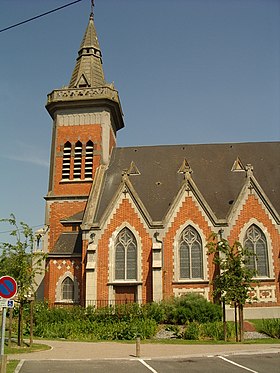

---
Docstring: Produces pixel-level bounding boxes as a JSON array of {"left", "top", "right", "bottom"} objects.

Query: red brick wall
[
  {"left": 44, "top": 258, "right": 82, "bottom": 304},
  {"left": 96, "top": 198, "right": 153, "bottom": 303},
  {"left": 53, "top": 124, "right": 102, "bottom": 196},
  {"left": 163, "top": 195, "right": 213, "bottom": 299},
  {"left": 228, "top": 193, "right": 280, "bottom": 305},
  {"left": 46, "top": 118, "right": 118, "bottom": 305},
  {"left": 48, "top": 201, "right": 86, "bottom": 250}
]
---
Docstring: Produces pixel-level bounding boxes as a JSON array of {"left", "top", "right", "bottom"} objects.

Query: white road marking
[
  {"left": 14, "top": 359, "right": 25, "bottom": 373},
  {"left": 138, "top": 358, "right": 159, "bottom": 373},
  {"left": 218, "top": 356, "right": 259, "bottom": 373}
]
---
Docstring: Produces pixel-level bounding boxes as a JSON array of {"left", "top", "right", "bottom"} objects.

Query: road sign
[
  {"left": 0, "top": 276, "right": 17, "bottom": 299},
  {"left": 0, "top": 299, "right": 14, "bottom": 308},
  {"left": 7, "top": 300, "right": 14, "bottom": 308}
]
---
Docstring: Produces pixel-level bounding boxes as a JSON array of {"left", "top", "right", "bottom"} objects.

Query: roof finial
[{"left": 90, "top": 0, "right": 94, "bottom": 18}]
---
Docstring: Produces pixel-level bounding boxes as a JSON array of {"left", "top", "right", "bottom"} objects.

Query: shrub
[
  {"left": 162, "top": 294, "right": 222, "bottom": 324},
  {"left": 34, "top": 318, "right": 157, "bottom": 341},
  {"left": 200, "top": 321, "right": 235, "bottom": 341},
  {"left": 183, "top": 322, "right": 201, "bottom": 340},
  {"left": 144, "top": 302, "right": 166, "bottom": 323},
  {"left": 260, "top": 319, "right": 280, "bottom": 339},
  {"left": 32, "top": 297, "right": 221, "bottom": 341}
]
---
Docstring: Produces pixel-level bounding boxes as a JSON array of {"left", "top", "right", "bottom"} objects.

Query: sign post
[
  {"left": 0, "top": 309, "right": 6, "bottom": 357},
  {"left": 0, "top": 276, "right": 17, "bottom": 364}
]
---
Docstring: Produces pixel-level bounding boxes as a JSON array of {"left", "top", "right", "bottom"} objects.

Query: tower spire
[
  {"left": 46, "top": 6, "right": 124, "bottom": 132},
  {"left": 69, "top": 2, "right": 106, "bottom": 88}
]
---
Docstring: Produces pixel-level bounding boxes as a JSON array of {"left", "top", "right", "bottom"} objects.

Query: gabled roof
[{"left": 91, "top": 142, "right": 280, "bottom": 224}]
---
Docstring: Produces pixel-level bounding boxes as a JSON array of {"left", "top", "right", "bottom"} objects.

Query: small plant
[
  {"left": 201, "top": 321, "right": 235, "bottom": 341},
  {"left": 183, "top": 322, "right": 201, "bottom": 340},
  {"left": 165, "top": 324, "right": 181, "bottom": 338},
  {"left": 260, "top": 319, "right": 280, "bottom": 339}
]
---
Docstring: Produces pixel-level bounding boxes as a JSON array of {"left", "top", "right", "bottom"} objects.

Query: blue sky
[{"left": 0, "top": 0, "right": 279, "bottom": 242}]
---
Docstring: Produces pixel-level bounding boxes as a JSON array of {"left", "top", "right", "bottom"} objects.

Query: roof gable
[{"left": 89, "top": 142, "right": 280, "bottom": 224}]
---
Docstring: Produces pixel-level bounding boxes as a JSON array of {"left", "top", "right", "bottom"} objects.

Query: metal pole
[
  {"left": 222, "top": 298, "right": 227, "bottom": 341},
  {"left": 0, "top": 307, "right": 7, "bottom": 356},
  {"left": 136, "top": 337, "right": 140, "bottom": 358}
]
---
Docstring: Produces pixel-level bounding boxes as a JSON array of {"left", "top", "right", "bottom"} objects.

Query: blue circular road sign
[{"left": 0, "top": 276, "right": 17, "bottom": 299}]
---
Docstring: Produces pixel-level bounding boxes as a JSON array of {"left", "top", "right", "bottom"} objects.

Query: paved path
[{"left": 7, "top": 340, "right": 280, "bottom": 361}]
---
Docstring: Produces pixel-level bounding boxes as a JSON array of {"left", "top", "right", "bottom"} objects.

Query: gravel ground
[
  {"left": 154, "top": 328, "right": 270, "bottom": 340},
  {"left": 244, "top": 331, "right": 269, "bottom": 339}
]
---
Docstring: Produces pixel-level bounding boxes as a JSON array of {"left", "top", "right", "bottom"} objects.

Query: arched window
[
  {"left": 244, "top": 224, "right": 269, "bottom": 277},
  {"left": 73, "top": 141, "right": 82, "bottom": 179},
  {"left": 85, "top": 140, "right": 94, "bottom": 178},
  {"left": 179, "top": 225, "right": 203, "bottom": 279},
  {"left": 62, "top": 277, "right": 74, "bottom": 300},
  {"left": 115, "top": 228, "right": 137, "bottom": 281},
  {"left": 62, "top": 142, "right": 71, "bottom": 179}
]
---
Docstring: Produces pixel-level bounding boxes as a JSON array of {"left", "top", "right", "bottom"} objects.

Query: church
[{"left": 42, "top": 10, "right": 280, "bottom": 318}]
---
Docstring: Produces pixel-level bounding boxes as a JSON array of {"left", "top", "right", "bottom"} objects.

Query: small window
[
  {"left": 62, "top": 142, "right": 71, "bottom": 179},
  {"left": 62, "top": 277, "right": 74, "bottom": 300},
  {"left": 73, "top": 141, "right": 82, "bottom": 179},
  {"left": 244, "top": 224, "right": 269, "bottom": 277},
  {"left": 115, "top": 228, "right": 137, "bottom": 281},
  {"left": 179, "top": 226, "right": 203, "bottom": 279},
  {"left": 85, "top": 140, "right": 94, "bottom": 178}
]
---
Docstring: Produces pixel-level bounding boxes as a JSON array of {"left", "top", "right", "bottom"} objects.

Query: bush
[
  {"left": 32, "top": 297, "right": 221, "bottom": 341},
  {"left": 32, "top": 301, "right": 157, "bottom": 340},
  {"left": 260, "top": 319, "right": 280, "bottom": 339},
  {"left": 144, "top": 302, "right": 166, "bottom": 323},
  {"left": 183, "top": 322, "right": 201, "bottom": 340},
  {"left": 34, "top": 318, "right": 157, "bottom": 341},
  {"left": 161, "top": 294, "right": 221, "bottom": 324},
  {"left": 200, "top": 321, "right": 235, "bottom": 341}
]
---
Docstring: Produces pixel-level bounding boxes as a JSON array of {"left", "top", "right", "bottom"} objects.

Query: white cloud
[{"left": 0, "top": 141, "right": 49, "bottom": 167}]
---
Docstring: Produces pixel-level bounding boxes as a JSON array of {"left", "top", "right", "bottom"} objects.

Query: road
[{"left": 16, "top": 353, "right": 280, "bottom": 373}]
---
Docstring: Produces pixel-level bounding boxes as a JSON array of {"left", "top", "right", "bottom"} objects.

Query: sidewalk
[{"left": 8, "top": 340, "right": 280, "bottom": 361}]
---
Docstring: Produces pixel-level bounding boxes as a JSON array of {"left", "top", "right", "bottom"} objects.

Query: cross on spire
[{"left": 91, "top": 0, "right": 95, "bottom": 17}]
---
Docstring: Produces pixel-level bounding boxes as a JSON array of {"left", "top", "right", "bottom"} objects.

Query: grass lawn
[
  {"left": 5, "top": 341, "right": 51, "bottom": 355},
  {"left": 7, "top": 360, "right": 19, "bottom": 373},
  {"left": 3, "top": 342, "right": 50, "bottom": 373}
]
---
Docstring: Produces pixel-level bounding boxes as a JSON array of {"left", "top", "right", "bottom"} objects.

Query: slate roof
[
  {"left": 51, "top": 232, "right": 82, "bottom": 255},
  {"left": 94, "top": 142, "right": 280, "bottom": 223},
  {"left": 61, "top": 211, "right": 84, "bottom": 223}
]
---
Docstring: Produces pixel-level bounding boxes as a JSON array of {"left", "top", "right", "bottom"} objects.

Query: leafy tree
[
  {"left": 0, "top": 214, "right": 46, "bottom": 346},
  {"left": 207, "top": 232, "right": 256, "bottom": 341}
]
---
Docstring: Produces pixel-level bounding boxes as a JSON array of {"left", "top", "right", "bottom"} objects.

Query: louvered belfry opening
[
  {"left": 85, "top": 140, "right": 94, "bottom": 178},
  {"left": 73, "top": 141, "right": 82, "bottom": 179},
  {"left": 62, "top": 142, "right": 71, "bottom": 180}
]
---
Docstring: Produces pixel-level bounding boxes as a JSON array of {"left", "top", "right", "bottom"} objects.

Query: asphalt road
[{"left": 17, "top": 353, "right": 280, "bottom": 373}]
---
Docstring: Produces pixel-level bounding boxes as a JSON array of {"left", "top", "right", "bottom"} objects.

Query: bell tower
[{"left": 45, "top": 10, "right": 124, "bottom": 252}]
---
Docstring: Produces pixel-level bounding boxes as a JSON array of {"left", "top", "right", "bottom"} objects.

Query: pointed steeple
[
  {"left": 69, "top": 13, "right": 106, "bottom": 88},
  {"left": 46, "top": 10, "right": 124, "bottom": 132}
]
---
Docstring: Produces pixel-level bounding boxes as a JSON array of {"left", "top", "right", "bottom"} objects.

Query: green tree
[
  {"left": 0, "top": 214, "right": 46, "bottom": 346},
  {"left": 207, "top": 232, "right": 256, "bottom": 342}
]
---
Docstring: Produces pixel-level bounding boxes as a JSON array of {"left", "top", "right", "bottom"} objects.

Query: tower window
[
  {"left": 85, "top": 140, "right": 94, "bottom": 178},
  {"left": 62, "top": 142, "right": 71, "bottom": 179},
  {"left": 73, "top": 141, "right": 82, "bottom": 179}
]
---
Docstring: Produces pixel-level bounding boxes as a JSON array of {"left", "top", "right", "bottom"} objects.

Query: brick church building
[{"left": 41, "top": 11, "right": 280, "bottom": 318}]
